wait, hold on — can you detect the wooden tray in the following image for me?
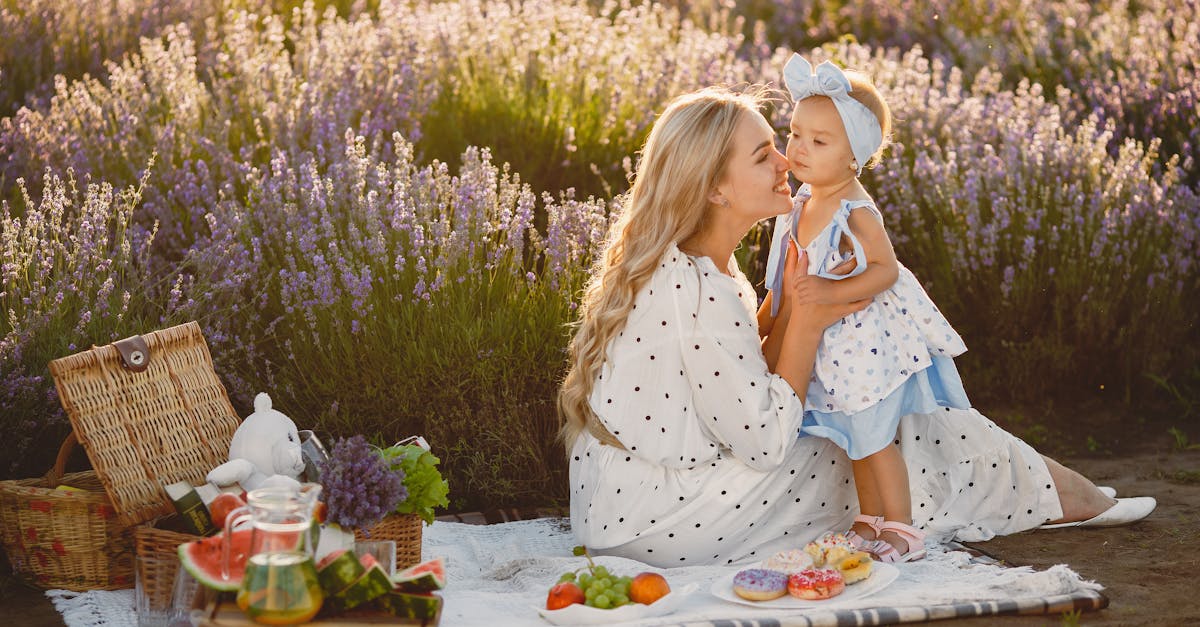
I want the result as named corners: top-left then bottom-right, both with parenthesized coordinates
top-left (199, 598), bottom-right (442, 626)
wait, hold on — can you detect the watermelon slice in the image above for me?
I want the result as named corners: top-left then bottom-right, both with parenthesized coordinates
top-left (392, 557), bottom-right (446, 593)
top-left (373, 590), bottom-right (443, 623)
top-left (323, 553), bottom-right (393, 613)
top-left (178, 527), bottom-right (303, 592)
top-left (316, 549), bottom-right (365, 596)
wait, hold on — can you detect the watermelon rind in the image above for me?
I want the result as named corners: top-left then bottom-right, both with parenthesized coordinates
top-left (179, 528), bottom-right (254, 592)
top-left (372, 590), bottom-right (443, 623)
top-left (392, 557), bottom-right (446, 592)
top-left (316, 549), bottom-right (365, 596)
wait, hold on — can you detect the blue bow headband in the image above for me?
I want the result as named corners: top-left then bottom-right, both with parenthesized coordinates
top-left (783, 54), bottom-right (882, 175)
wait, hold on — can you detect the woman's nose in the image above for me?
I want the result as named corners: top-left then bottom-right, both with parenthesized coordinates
top-left (773, 149), bottom-right (788, 169)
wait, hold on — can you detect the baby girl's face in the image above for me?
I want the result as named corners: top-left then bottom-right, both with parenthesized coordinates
top-left (786, 97), bottom-right (856, 187)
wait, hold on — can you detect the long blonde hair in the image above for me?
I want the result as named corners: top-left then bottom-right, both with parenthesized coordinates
top-left (558, 85), bottom-right (773, 452)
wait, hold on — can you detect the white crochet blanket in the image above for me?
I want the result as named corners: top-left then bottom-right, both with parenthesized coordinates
top-left (48, 518), bottom-right (1103, 626)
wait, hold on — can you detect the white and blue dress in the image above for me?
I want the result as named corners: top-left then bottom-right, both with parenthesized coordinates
top-left (766, 186), bottom-right (971, 460)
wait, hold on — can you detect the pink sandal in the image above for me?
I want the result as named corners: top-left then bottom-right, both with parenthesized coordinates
top-left (865, 520), bottom-right (926, 563)
top-left (844, 514), bottom-right (884, 549)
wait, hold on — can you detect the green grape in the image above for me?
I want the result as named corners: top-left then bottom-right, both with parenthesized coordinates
top-left (558, 572), bottom-right (576, 583)
top-left (587, 583), bottom-right (604, 596)
top-left (593, 594), bottom-right (611, 609)
top-left (612, 593), bottom-right (629, 606)
top-left (598, 577), bottom-right (612, 588)
top-left (578, 574), bottom-right (593, 588)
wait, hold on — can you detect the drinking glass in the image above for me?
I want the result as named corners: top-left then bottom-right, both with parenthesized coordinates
top-left (135, 554), bottom-right (182, 627)
top-left (355, 540), bottom-right (397, 577)
top-left (298, 430), bottom-right (330, 483)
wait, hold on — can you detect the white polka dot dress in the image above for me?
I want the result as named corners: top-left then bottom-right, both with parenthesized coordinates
top-left (569, 244), bottom-right (1063, 567)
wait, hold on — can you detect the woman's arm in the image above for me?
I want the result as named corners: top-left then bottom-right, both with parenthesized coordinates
top-left (793, 208), bottom-right (899, 304)
top-left (763, 245), bottom-right (860, 370)
top-left (773, 249), bottom-right (869, 392)
top-left (757, 292), bottom-right (776, 338)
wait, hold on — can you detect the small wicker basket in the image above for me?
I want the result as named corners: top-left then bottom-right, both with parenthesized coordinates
top-left (134, 525), bottom-right (208, 611)
top-left (0, 434), bottom-right (135, 591)
top-left (354, 513), bottom-right (423, 570)
top-left (4, 321), bottom-right (241, 599)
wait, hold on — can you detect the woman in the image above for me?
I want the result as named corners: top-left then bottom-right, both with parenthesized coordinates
top-left (558, 85), bottom-right (1154, 568)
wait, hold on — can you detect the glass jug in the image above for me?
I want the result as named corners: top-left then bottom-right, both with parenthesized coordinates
top-left (223, 483), bottom-right (324, 624)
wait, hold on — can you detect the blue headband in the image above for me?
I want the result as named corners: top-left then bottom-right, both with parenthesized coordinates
top-left (783, 54), bottom-right (882, 175)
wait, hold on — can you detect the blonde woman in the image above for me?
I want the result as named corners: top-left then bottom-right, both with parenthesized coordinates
top-left (560, 85), bottom-right (1152, 568)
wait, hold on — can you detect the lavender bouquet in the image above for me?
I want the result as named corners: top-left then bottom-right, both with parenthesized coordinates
top-left (318, 435), bottom-right (407, 530)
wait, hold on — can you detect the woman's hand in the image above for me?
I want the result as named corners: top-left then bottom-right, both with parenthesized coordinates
top-left (784, 245), bottom-right (868, 329)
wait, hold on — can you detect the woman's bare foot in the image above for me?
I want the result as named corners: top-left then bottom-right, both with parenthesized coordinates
top-left (1041, 454), bottom-right (1116, 524)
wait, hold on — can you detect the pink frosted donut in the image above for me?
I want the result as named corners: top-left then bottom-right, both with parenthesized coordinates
top-left (732, 568), bottom-right (788, 601)
top-left (787, 568), bottom-right (846, 600)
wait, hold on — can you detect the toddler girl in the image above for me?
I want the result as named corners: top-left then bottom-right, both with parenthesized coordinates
top-left (764, 54), bottom-right (970, 563)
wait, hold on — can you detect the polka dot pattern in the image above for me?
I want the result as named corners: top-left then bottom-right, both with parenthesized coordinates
top-left (568, 245), bottom-right (1063, 568)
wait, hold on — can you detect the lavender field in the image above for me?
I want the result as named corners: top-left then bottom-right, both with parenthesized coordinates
top-left (2, 0), bottom-right (1197, 510)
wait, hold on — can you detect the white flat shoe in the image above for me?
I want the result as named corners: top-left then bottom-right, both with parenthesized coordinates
top-left (1039, 496), bottom-right (1156, 530)
top-left (1098, 486), bottom-right (1116, 498)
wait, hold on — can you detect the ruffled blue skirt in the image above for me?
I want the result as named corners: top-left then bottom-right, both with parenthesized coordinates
top-left (800, 356), bottom-right (970, 460)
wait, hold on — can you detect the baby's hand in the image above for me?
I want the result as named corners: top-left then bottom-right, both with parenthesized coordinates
top-left (791, 274), bottom-right (838, 304)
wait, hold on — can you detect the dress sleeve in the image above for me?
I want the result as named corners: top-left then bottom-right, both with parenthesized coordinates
top-left (669, 255), bottom-right (807, 472)
top-left (589, 255), bottom-right (727, 469)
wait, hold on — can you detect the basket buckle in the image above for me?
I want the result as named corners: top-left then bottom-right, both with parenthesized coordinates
top-left (114, 335), bottom-right (151, 372)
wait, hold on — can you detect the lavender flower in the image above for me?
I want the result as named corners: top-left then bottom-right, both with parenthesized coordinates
top-left (319, 435), bottom-right (407, 530)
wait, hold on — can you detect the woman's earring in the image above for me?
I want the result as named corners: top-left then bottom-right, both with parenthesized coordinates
top-left (849, 160), bottom-right (859, 171)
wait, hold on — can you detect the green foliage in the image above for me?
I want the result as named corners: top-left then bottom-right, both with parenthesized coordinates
top-left (0, 165), bottom-right (173, 475)
top-left (380, 444), bottom-right (450, 525)
top-left (1167, 427), bottom-right (1200, 453)
top-left (414, 0), bottom-right (751, 199)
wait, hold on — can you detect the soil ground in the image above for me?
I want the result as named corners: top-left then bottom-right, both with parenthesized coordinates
top-left (3, 409), bottom-right (1198, 626)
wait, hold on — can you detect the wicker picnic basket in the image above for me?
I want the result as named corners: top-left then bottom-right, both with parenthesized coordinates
top-left (355, 513), bottom-right (423, 570)
top-left (0, 434), bottom-right (135, 591)
top-left (12, 321), bottom-right (243, 598)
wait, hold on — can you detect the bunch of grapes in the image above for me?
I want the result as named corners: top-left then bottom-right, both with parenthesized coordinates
top-left (556, 565), bottom-right (634, 609)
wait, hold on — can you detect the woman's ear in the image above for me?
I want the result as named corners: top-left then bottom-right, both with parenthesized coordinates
top-left (708, 190), bottom-right (730, 208)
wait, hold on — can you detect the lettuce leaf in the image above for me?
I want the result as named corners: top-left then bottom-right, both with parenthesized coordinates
top-left (381, 444), bottom-right (450, 524)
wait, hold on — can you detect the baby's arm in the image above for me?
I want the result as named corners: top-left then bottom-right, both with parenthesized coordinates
top-left (792, 207), bottom-right (899, 304)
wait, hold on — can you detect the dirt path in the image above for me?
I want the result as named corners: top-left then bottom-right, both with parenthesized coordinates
top-left (950, 445), bottom-right (1200, 625)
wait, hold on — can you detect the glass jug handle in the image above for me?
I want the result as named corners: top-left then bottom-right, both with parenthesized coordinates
top-left (221, 507), bottom-right (253, 582)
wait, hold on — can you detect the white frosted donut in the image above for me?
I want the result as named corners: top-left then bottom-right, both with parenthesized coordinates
top-left (763, 549), bottom-right (814, 573)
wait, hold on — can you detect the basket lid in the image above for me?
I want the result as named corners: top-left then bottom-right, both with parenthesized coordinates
top-left (49, 321), bottom-right (241, 526)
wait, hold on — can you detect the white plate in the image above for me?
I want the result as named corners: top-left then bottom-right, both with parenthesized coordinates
top-left (710, 562), bottom-right (899, 609)
top-left (536, 582), bottom-right (698, 625)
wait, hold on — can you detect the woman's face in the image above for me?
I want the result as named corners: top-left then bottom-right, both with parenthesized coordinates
top-left (713, 111), bottom-right (792, 223)
top-left (786, 96), bottom-right (856, 186)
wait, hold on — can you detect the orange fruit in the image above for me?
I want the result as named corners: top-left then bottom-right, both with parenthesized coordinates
top-left (629, 572), bottom-right (671, 605)
top-left (208, 493), bottom-right (247, 529)
top-left (546, 582), bottom-right (586, 610)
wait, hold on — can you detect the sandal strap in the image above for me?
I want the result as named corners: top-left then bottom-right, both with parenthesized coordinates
top-left (880, 520), bottom-right (926, 545)
top-left (863, 539), bottom-right (901, 563)
top-left (853, 514), bottom-right (885, 533)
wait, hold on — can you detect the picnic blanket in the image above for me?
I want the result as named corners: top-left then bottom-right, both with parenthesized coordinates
top-left (48, 517), bottom-right (1107, 626)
